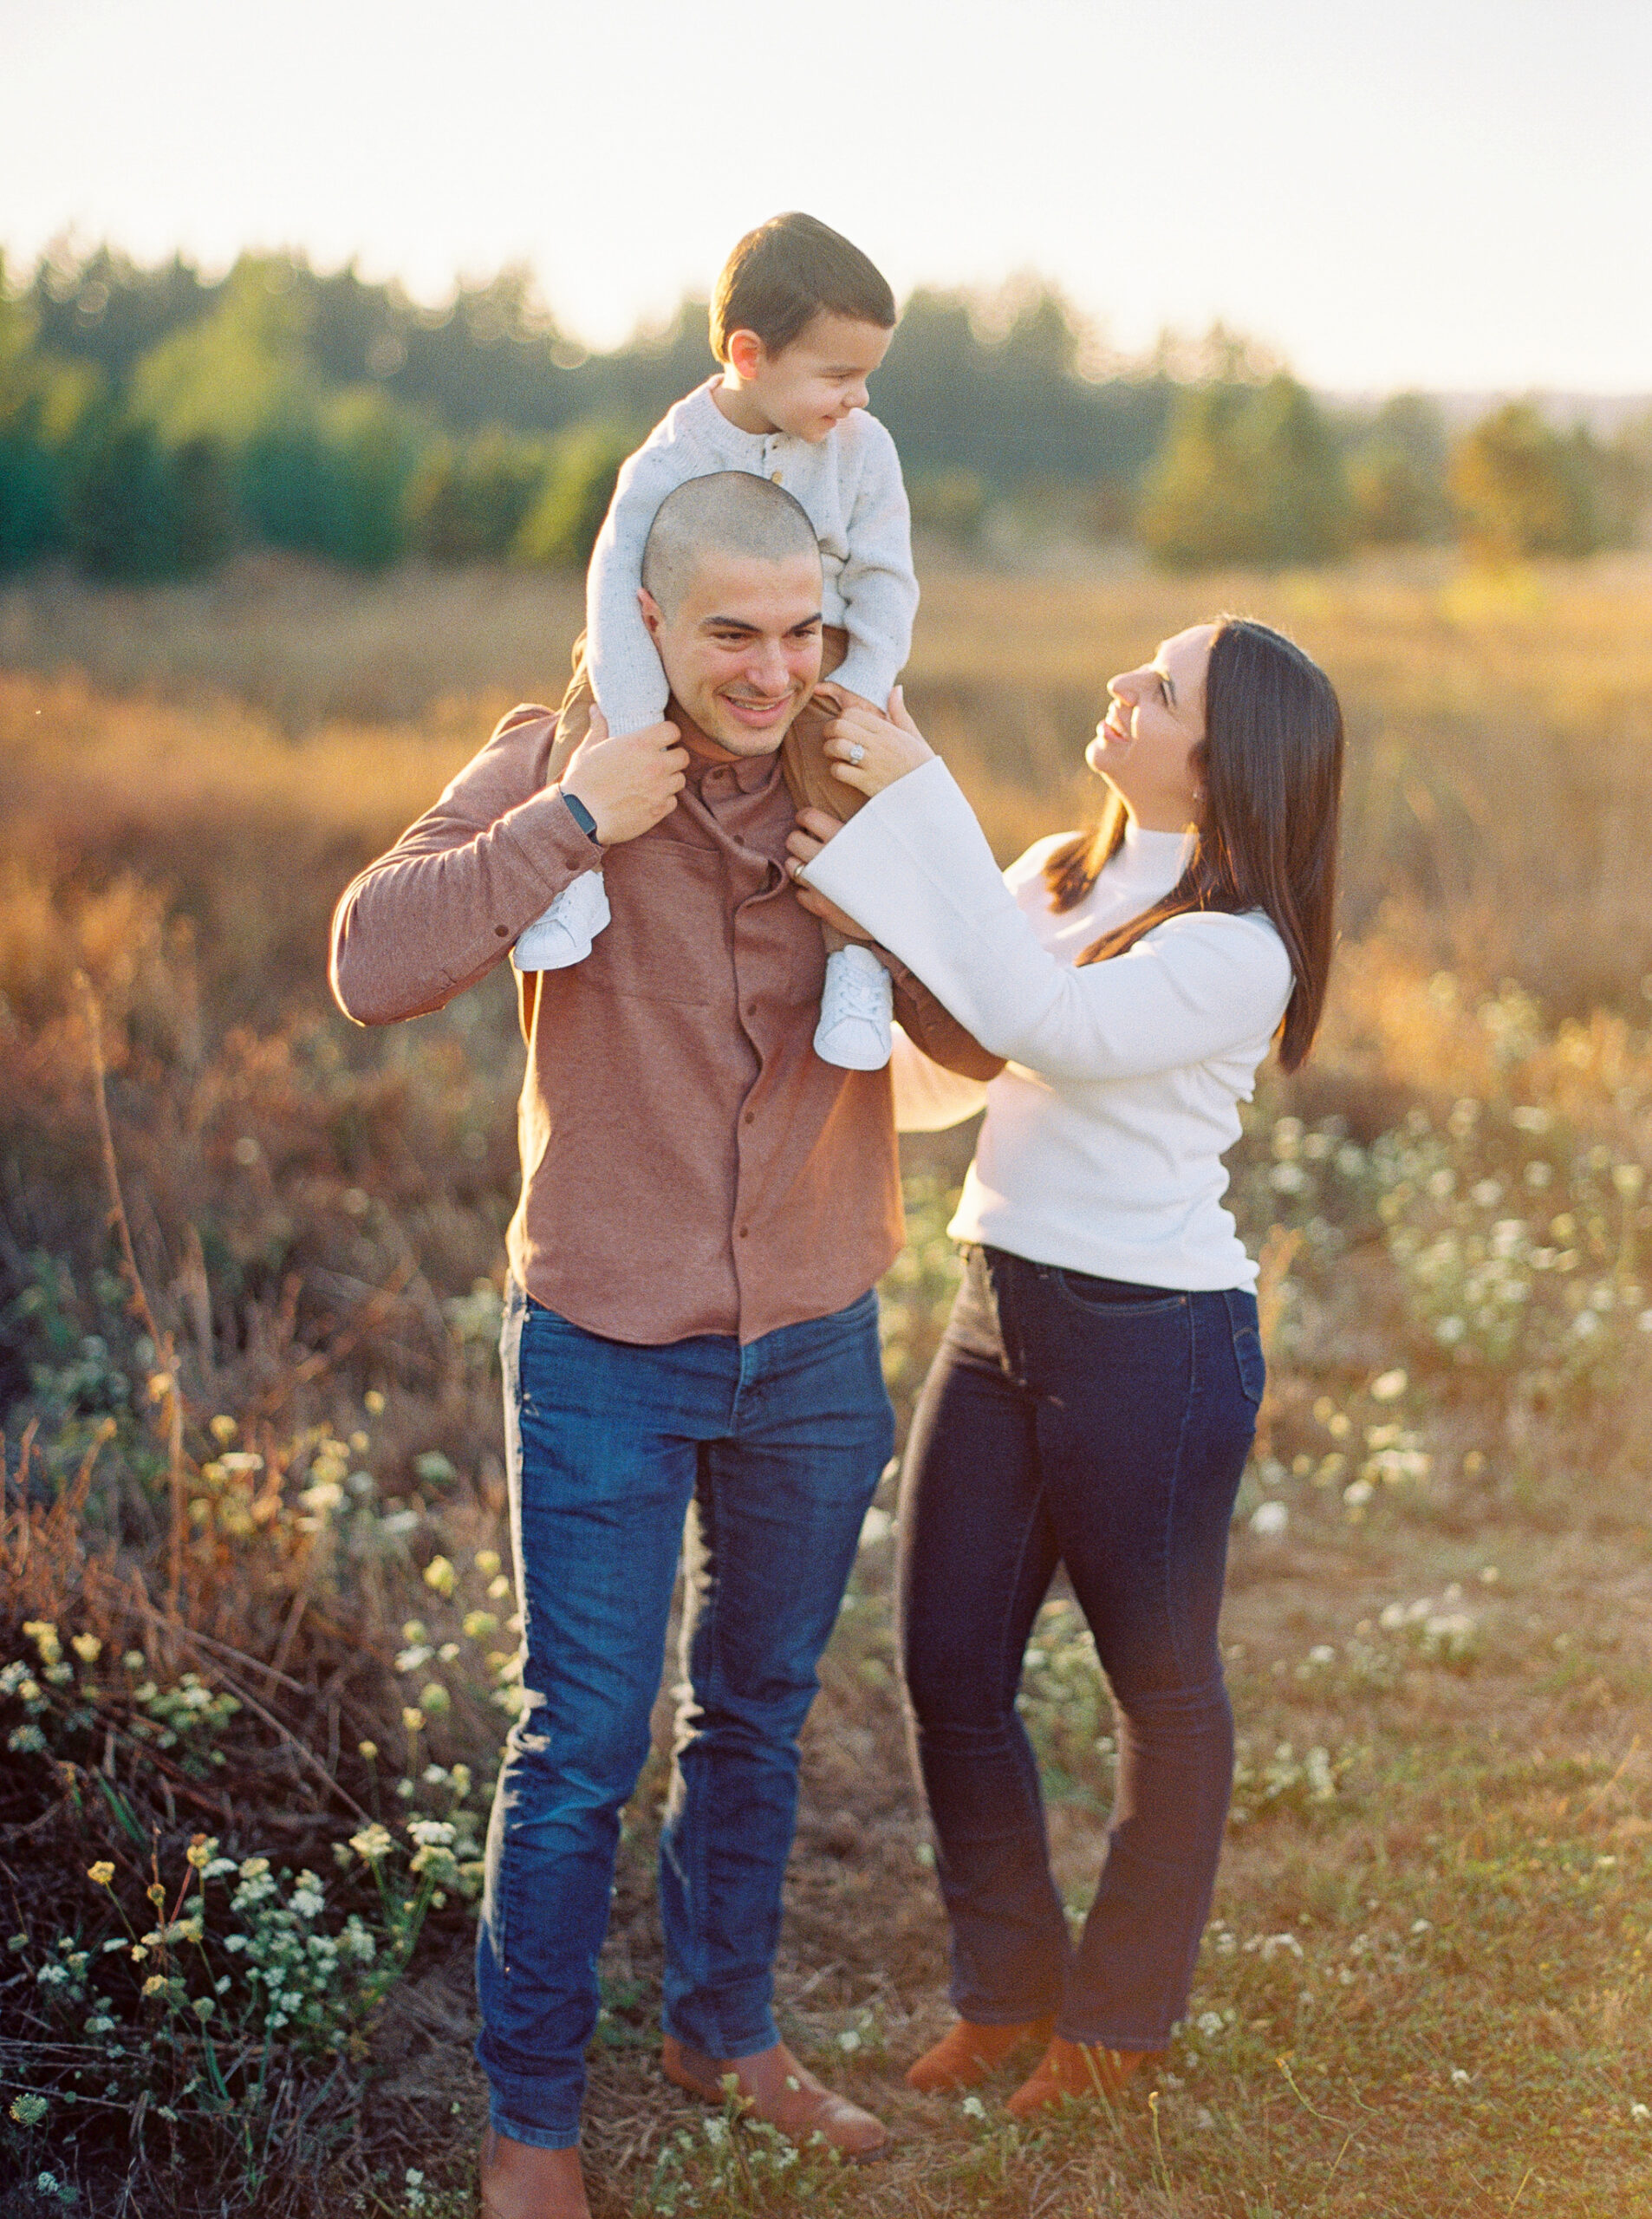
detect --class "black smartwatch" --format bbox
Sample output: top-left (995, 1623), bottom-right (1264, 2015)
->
top-left (563, 791), bottom-right (602, 845)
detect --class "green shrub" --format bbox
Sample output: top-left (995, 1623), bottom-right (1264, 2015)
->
top-left (1449, 401), bottom-right (1604, 562)
top-left (240, 390), bottom-right (419, 570)
top-left (514, 422), bottom-right (633, 569)
top-left (405, 431), bottom-right (550, 563)
top-left (65, 415), bottom-right (233, 580)
top-left (1140, 374), bottom-right (1352, 569)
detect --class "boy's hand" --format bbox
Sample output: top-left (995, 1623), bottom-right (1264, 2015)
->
top-left (822, 687), bottom-right (933, 798)
top-left (562, 709), bottom-right (690, 845)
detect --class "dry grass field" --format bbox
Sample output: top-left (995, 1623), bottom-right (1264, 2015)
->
top-left (1, 552), bottom-right (1650, 2218)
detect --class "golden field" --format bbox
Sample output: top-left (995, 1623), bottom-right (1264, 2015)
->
top-left (1, 552), bottom-right (1650, 2217)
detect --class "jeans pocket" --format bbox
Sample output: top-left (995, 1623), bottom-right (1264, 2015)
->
top-left (1049, 1266), bottom-right (1187, 1318)
top-left (1232, 1322), bottom-right (1266, 1406)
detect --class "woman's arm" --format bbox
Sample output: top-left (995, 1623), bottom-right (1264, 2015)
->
top-left (797, 759), bottom-right (1293, 1083)
top-left (788, 839), bottom-right (1003, 1083)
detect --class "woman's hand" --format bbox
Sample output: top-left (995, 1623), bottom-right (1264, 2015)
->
top-left (786, 808), bottom-right (872, 939)
top-left (818, 684), bottom-right (933, 797)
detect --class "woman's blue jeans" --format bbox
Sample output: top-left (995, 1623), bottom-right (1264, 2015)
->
top-left (899, 1245), bottom-right (1264, 2052)
top-left (476, 1284), bottom-right (893, 2150)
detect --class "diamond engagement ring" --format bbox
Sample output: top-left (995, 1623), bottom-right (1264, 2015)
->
top-left (846, 742), bottom-right (865, 765)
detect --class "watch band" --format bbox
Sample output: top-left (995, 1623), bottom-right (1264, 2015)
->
top-left (562, 790), bottom-right (602, 844)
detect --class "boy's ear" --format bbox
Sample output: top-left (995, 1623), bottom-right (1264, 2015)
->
top-left (725, 328), bottom-right (767, 381)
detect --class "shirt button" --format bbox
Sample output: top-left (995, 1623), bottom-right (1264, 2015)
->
top-left (738, 1226), bottom-right (750, 1239)
top-left (494, 925), bottom-right (509, 938)
top-left (745, 1002), bottom-right (758, 1017)
top-left (743, 1111), bottom-right (755, 1125)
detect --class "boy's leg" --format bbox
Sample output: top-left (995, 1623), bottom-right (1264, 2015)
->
top-left (779, 628), bottom-right (867, 873)
top-left (475, 1285), bottom-right (714, 2151)
top-left (545, 635), bottom-right (597, 791)
top-left (784, 628), bottom-right (894, 1067)
top-left (658, 1289), bottom-right (894, 2057)
top-left (513, 639), bottom-right (608, 971)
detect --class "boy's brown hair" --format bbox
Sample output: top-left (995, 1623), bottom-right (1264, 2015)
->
top-left (710, 213), bottom-right (897, 361)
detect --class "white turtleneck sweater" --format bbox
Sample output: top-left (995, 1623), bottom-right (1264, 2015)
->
top-left (804, 758), bottom-right (1294, 1292)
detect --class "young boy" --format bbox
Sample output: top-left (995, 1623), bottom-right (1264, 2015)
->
top-left (512, 211), bottom-right (918, 1070)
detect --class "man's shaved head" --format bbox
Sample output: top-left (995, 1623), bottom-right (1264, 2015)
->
top-left (641, 471), bottom-right (820, 613)
top-left (635, 473), bottom-right (825, 759)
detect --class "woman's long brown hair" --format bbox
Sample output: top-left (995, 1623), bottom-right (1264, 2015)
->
top-left (1041, 617), bottom-right (1343, 1072)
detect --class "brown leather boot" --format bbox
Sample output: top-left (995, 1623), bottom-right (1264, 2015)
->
top-left (1005, 2034), bottom-right (1148, 2118)
top-left (905, 2014), bottom-right (1056, 2092)
top-left (478, 2127), bottom-right (590, 2219)
top-left (661, 2034), bottom-right (889, 2159)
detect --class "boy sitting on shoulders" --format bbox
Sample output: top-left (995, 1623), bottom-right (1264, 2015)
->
top-left (514, 211), bottom-right (918, 1071)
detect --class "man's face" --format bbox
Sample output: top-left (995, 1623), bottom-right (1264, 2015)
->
top-left (640, 549), bottom-right (824, 758)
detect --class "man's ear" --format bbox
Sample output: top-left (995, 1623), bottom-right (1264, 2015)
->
top-left (637, 586), bottom-right (664, 639)
top-left (725, 328), bottom-right (767, 382)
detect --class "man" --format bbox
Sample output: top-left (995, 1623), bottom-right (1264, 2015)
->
top-left (330, 473), bottom-right (995, 2219)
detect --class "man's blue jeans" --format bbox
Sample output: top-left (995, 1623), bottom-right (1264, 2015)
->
top-left (475, 1284), bottom-right (894, 2151)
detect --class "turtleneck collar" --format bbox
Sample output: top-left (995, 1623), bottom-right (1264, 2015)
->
top-left (1115, 818), bottom-right (1196, 882)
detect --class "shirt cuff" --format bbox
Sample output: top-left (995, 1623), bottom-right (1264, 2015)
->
top-left (495, 784), bottom-right (606, 899)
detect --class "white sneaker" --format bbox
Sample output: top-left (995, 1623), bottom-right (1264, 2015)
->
top-left (813, 943), bottom-right (894, 1070)
top-left (511, 869), bottom-right (612, 972)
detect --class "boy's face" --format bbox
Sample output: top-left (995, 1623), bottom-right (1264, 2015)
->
top-left (731, 312), bottom-right (894, 444)
top-left (639, 547), bottom-right (824, 758)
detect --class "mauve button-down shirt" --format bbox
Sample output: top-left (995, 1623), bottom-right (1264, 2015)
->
top-left (329, 702), bottom-right (999, 1346)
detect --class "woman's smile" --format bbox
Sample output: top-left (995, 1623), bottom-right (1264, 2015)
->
top-left (1085, 706), bottom-right (1132, 772)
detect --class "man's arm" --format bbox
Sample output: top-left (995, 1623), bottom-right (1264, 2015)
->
top-left (330, 707), bottom-right (591, 1026)
top-left (330, 703), bottom-right (688, 1025)
top-left (888, 963), bottom-right (1005, 1083)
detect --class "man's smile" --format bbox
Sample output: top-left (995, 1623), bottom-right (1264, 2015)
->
top-left (720, 688), bottom-right (798, 728)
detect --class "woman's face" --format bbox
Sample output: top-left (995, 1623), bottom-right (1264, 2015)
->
top-left (1086, 623), bottom-right (1214, 832)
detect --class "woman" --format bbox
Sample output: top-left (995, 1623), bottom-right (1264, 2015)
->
top-left (788, 617), bottom-right (1343, 2114)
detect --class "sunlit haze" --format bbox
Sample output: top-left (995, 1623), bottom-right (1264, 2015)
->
top-left (4, 0), bottom-right (1649, 391)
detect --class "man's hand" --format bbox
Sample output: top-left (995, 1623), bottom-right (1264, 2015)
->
top-left (562, 708), bottom-right (690, 845)
top-left (785, 807), bottom-right (872, 940)
top-left (821, 686), bottom-right (933, 798)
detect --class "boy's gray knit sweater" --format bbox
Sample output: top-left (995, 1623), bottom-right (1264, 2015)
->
top-left (586, 379), bottom-right (919, 734)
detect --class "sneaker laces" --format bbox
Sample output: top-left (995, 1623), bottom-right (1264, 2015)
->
top-left (829, 952), bottom-right (891, 1024)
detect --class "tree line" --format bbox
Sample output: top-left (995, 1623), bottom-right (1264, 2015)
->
top-left (2, 244), bottom-right (1648, 582)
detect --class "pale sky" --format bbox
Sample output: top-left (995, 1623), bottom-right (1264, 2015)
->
top-left (4, 0), bottom-right (1649, 391)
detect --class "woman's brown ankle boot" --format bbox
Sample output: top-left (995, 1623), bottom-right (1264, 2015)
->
top-left (905, 2014), bottom-right (1056, 2092)
top-left (1005, 2034), bottom-right (1147, 2118)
